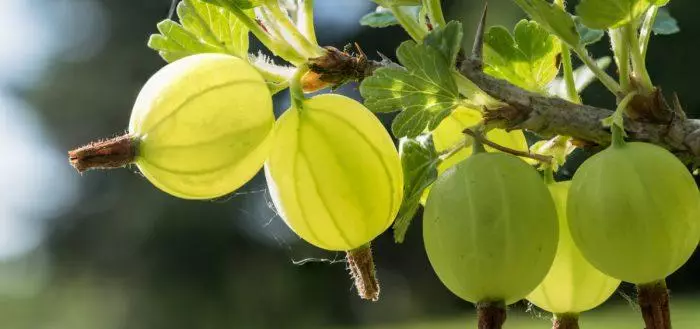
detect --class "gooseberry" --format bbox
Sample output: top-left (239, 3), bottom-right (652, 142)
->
top-left (421, 107), bottom-right (528, 204)
top-left (128, 53), bottom-right (274, 199)
top-left (527, 181), bottom-right (620, 314)
top-left (423, 152), bottom-right (558, 305)
top-left (567, 139), bottom-right (700, 284)
top-left (265, 94), bottom-right (403, 251)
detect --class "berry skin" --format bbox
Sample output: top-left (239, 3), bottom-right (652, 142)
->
top-left (423, 152), bottom-right (558, 304)
top-left (527, 181), bottom-right (620, 314)
top-left (265, 94), bottom-right (403, 251)
top-left (567, 142), bottom-right (700, 284)
top-left (421, 107), bottom-right (527, 204)
top-left (128, 54), bottom-right (274, 199)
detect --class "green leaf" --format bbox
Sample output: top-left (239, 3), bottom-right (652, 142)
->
top-left (201, 0), bottom-right (263, 9)
top-left (651, 0), bottom-right (670, 6)
top-left (148, 0), bottom-right (250, 62)
top-left (360, 41), bottom-right (460, 137)
top-left (483, 20), bottom-right (561, 92)
top-left (393, 135), bottom-right (439, 243)
top-left (423, 21), bottom-right (463, 65)
top-left (512, 0), bottom-right (580, 47)
top-left (652, 8), bottom-right (679, 35)
top-left (574, 16), bottom-right (605, 45)
top-left (360, 10), bottom-right (399, 28)
top-left (576, 0), bottom-right (651, 29)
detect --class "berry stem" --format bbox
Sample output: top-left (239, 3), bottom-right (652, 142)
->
top-left (346, 244), bottom-right (380, 301)
top-left (462, 128), bottom-right (553, 163)
top-left (553, 313), bottom-right (580, 329)
top-left (637, 280), bottom-right (672, 329)
top-left (476, 300), bottom-right (506, 329)
top-left (290, 65), bottom-right (310, 110)
top-left (68, 133), bottom-right (137, 173)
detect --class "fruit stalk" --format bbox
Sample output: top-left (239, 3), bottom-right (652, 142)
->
top-left (637, 280), bottom-right (672, 329)
top-left (477, 301), bottom-right (506, 329)
top-left (68, 133), bottom-right (137, 173)
top-left (346, 244), bottom-right (380, 301)
top-left (553, 313), bottom-right (579, 329)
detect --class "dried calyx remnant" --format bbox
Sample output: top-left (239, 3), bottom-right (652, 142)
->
top-left (553, 314), bottom-right (580, 329)
top-left (306, 44), bottom-right (388, 91)
top-left (68, 133), bottom-right (136, 173)
top-left (477, 301), bottom-right (506, 329)
top-left (346, 244), bottom-right (380, 302)
top-left (637, 281), bottom-right (671, 329)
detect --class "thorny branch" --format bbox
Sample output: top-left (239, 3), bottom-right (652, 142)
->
top-left (318, 6), bottom-right (700, 167)
top-left (460, 5), bottom-right (700, 166)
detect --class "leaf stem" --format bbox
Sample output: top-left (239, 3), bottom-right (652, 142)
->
top-left (573, 46), bottom-right (623, 96)
top-left (624, 23), bottom-right (654, 93)
top-left (213, 0), bottom-right (306, 64)
top-left (265, 1), bottom-right (324, 58)
top-left (390, 5), bottom-right (428, 41)
top-left (560, 46), bottom-right (580, 103)
top-left (610, 27), bottom-right (631, 92)
top-left (290, 65), bottom-right (310, 110)
top-left (640, 6), bottom-right (659, 59)
top-left (297, 0), bottom-right (318, 45)
top-left (463, 129), bottom-right (553, 163)
top-left (610, 91), bottom-right (638, 148)
top-left (552, 0), bottom-right (579, 102)
top-left (424, 0), bottom-right (447, 28)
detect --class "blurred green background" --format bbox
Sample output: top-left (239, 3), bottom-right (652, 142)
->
top-left (1, 0), bottom-right (699, 328)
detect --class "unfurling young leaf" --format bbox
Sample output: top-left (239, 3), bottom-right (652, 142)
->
top-left (148, 0), bottom-right (250, 62)
top-left (360, 24), bottom-right (462, 138)
top-left (574, 17), bottom-right (605, 45)
top-left (576, 0), bottom-right (651, 29)
top-left (393, 135), bottom-right (439, 243)
top-left (360, 7), bottom-right (400, 28)
top-left (511, 0), bottom-right (580, 48)
top-left (483, 20), bottom-right (561, 92)
top-left (652, 8), bottom-right (680, 35)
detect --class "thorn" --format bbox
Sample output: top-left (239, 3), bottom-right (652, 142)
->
top-left (672, 92), bottom-right (687, 120)
top-left (471, 2), bottom-right (488, 66)
top-left (354, 42), bottom-right (367, 59)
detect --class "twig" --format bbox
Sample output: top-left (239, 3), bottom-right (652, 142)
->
top-left (463, 129), bottom-right (553, 164)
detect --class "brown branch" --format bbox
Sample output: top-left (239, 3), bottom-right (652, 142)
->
top-left (456, 5), bottom-right (700, 166)
top-left (459, 58), bottom-right (700, 165)
top-left (463, 129), bottom-right (553, 164)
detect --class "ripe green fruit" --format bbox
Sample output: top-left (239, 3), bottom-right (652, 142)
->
top-left (420, 107), bottom-right (528, 204)
top-left (423, 152), bottom-right (558, 304)
top-left (527, 181), bottom-right (620, 314)
top-left (265, 94), bottom-right (403, 251)
top-left (128, 54), bottom-right (274, 199)
top-left (568, 141), bottom-right (700, 284)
